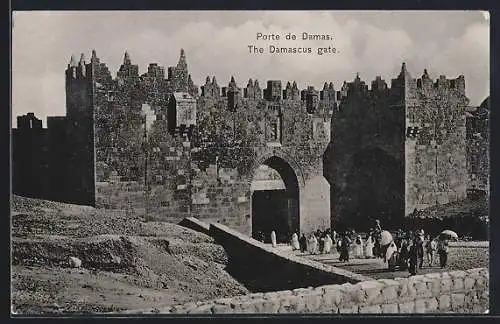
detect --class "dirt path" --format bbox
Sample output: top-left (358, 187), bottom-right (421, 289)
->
top-left (277, 244), bottom-right (489, 280)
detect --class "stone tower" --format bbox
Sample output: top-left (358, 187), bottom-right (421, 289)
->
top-left (325, 63), bottom-right (469, 229)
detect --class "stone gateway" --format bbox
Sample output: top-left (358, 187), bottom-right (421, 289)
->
top-left (12, 49), bottom-right (479, 238)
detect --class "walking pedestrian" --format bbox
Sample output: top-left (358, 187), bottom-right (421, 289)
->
top-left (416, 231), bottom-right (425, 269)
top-left (364, 234), bottom-right (375, 258)
top-left (271, 230), bottom-right (277, 248)
top-left (425, 235), bottom-right (437, 267)
top-left (339, 232), bottom-right (352, 262)
top-left (408, 238), bottom-right (419, 276)
top-left (291, 233), bottom-right (300, 251)
top-left (299, 233), bottom-right (307, 253)
top-left (308, 234), bottom-right (318, 255)
top-left (354, 235), bottom-right (364, 258)
top-left (323, 233), bottom-right (333, 254)
top-left (438, 238), bottom-right (450, 268)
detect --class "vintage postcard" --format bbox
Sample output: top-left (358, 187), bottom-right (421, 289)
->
top-left (11, 10), bottom-right (490, 315)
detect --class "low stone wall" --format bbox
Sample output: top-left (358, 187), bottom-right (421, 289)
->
top-left (208, 222), bottom-right (370, 292)
top-left (166, 268), bottom-right (488, 314)
top-left (178, 217), bottom-right (211, 236)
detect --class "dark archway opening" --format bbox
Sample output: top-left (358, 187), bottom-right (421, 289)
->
top-left (251, 156), bottom-right (300, 243)
top-left (335, 147), bottom-right (404, 231)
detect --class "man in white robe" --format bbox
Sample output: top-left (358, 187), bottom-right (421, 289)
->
top-left (364, 234), bottom-right (375, 258)
top-left (323, 234), bottom-right (333, 254)
top-left (308, 234), bottom-right (318, 254)
top-left (354, 235), bottom-right (364, 258)
top-left (385, 241), bottom-right (398, 263)
top-left (291, 233), bottom-right (300, 250)
top-left (271, 231), bottom-right (277, 248)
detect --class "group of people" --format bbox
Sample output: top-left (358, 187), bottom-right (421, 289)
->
top-left (270, 219), bottom-right (452, 277)
top-left (286, 228), bottom-right (378, 262)
top-left (389, 230), bottom-right (450, 275)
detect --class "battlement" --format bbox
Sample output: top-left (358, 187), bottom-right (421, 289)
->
top-left (337, 63), bottom-right (467, 104)
top-left (200, 76), bottom-right (336, 109)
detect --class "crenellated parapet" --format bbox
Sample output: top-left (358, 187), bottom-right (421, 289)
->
top-left (201, 76), bottom-right (221, 98)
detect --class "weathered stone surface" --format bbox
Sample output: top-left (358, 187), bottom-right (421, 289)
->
top-left (304, 292), bottom-right (324, 312)
top-left (452, 278), bottom-right (464, 291)
top-left (438, 294), bottom-right (451, 311)
top-left (464, 277), bottom-right (476, 290)
top-left (399, 301), bottom-right (415, 313)
top-left (359, 305), bottom-right (382, 314)
top-left (338, 306), bottom-right (359, 314)
top-left (166, 268), bottom-right (489, 315)
top-left (359, 281), bottom-right (385, 305)
top-left (427, 279), bottom-right (441, 295)
top-left (424, 297), bottom-right (439, 313)
top-left (415, 281), bottom-right (431, 298)
top-left (381, 286), bottom-right (398, 303)
top-left (381, 303), bottom-right (399, 314)
top-left (440, 278), bottom-right (453, 293)
top-left (415, 299), bottom-right (426, 313)
top-left (451, 293), bottom-right (466, 311)
top-left (449, 270), bottom-right (467, 279)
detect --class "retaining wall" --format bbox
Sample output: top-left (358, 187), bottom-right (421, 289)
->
top-left (208, 222), bottom-right (370, 292)
top-left (178, 217), bottom-right (211, 236)
top-left (166, 268), bottom-right (488, 314)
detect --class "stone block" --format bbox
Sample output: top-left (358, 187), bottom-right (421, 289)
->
top-left (399, 301), bottom-right (415, 313)
top-left (381, 286), bottom-right (398, 303)
top-left (451, 293), bottom-right (466, 311)
top-left (449, 270), bottom-right (467, 279)
top-left (381, 303), bottom-right (399, 314)
top-left (438, 294), bottom-right (451, 311)
top-left (293, 287), bottom-right (314, 296)
top-left (415, 281), bottom-right (431, 297)
top-left (338, 306), bottom-right (359, 314)
top-left (377, 279), bottom-right (400, 286)
top-left (428, 279), bottom-right (441, 295)
top-left (248, 299), bottom-right (268, 313)
top-left (475, 276), bottom-right (486, 289)
top-left (415, 299), bottom-right (426, 313)
top-left (348, 287), bottom-right (366, 305)
top-left (304, 293), bottom-right (324, 312)
top-left (322, 290), bottom-right (340, 307)
top-left (452, 278), bottom-right (464, 291)
top-left (440, 278), bottom-right (453, 293)
top-left (364, 288), bottom-right (383, 305)
top-left (425, 297), bottom-right (439, 313)
top-left (359, 305), bottom-right (382, 314)
top-left (293, 295), bottom-right (307, 313)
top-left (261, 300), bottom-right (280, 313)
top-left (481, 289), bottom-right (489, 301)
top-left (276, 296), bottom-right (298, 314)
top-left (464, 277), bottom-right (476, 290)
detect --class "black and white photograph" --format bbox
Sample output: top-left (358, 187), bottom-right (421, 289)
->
top-left (10, 10), bottom-right (490, 315)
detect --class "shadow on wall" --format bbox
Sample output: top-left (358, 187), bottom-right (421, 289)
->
top-left (333, 147), bottom-right (404, 232)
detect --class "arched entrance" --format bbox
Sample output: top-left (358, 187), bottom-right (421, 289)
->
top-left (250, 156), bottom-right (300, 243)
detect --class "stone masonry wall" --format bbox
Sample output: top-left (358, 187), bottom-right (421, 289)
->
top-left (164, 268), bottom-right (488, 314)
top-left (405, 74), bottom-right (468, 214)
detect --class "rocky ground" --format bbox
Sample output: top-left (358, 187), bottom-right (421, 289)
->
top-left (11, 196), bottom-right (249, 315)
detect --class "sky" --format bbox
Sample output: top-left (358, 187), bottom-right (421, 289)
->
top-left (12, 11), bottom-right (490, 127)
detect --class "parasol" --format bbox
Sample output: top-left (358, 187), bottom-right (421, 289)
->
top-left (380, 230), bottom-right (393, 246)
top-left (440, 230), bottom-right (458, 240)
